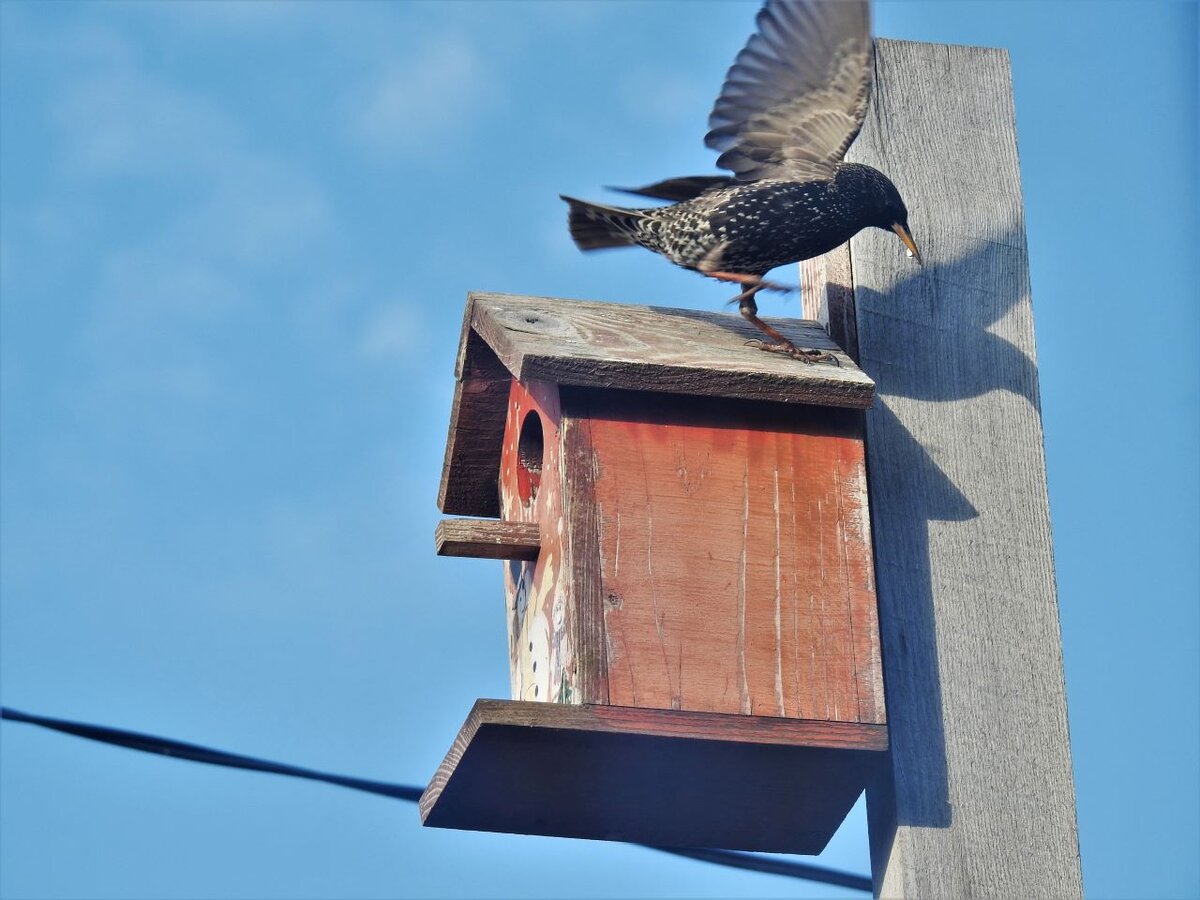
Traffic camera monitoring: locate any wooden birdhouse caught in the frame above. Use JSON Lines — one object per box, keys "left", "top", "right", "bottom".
{"left": 423, "top": 291, "right": 886, "bottom": 854}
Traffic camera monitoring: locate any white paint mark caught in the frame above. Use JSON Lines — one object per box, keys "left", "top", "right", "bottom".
{"left": 739, "top": 459, "right": 750, "bottom": 714}
{"left": 791, "top": 478, "right": 801, "bottom": 718}
{"left": 812, "top": 497, "right": 820, "bottom": 713}
{"left": 646, "top": 504, "right": 653, "bottom": 578}
{"left": 835, "top": 453, "right": 861, "bottom": 719}
{"left": 773, "top": 468, "right": 784, "bottom": 714}
{"left": 614, "top": 507, "right": 621, "bottom": 578}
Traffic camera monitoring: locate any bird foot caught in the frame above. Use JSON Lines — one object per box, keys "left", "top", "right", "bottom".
{"left": 755, "top": 278, "right": 795, "bottom": 295}
{"left": 746, "top": 340, "right": 841, "bottom": 366}
{"left": 703, "top": 270, "right": 796, "bottom": 301}
{"left": 722, "top": 282, "right": 797, "bottom": 306}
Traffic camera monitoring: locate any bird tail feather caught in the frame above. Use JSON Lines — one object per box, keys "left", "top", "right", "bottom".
{"left": 560, "top": 195, "right": 647, "bottom": 251}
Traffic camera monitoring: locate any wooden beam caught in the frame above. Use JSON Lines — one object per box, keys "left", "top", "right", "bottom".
{"left": 420, "top": 699, "right": 886, "bottom": 854}
{"left": 434, "top": 518, "right": 540, "bottom": 561}
{"left": 467, "top": 292, "right": 875, "bottom": 409}
{"left": 801, "top": 39, "right": 1083, "bottom": 897}
{"left": 437, "top": 310, "right": 511, "bottom": 518}
{"left": 800, "top": 243, "right": 857, "bottom": 360}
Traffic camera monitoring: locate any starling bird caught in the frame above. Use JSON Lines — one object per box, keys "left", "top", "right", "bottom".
{"left": 561, "top": 0, "right": 920, "bottom": 362}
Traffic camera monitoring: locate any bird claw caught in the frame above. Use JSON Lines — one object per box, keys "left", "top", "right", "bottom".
{"left": 745, "top": 339, "right": 841, "bottom": 366}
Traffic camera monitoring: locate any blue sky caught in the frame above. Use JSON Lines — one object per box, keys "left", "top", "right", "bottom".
{"left": 1, "top": 2, "right": 1196, "bottom": 898}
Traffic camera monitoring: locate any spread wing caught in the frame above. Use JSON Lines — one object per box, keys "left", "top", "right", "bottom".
{"left": 705, "top": 0, "right": 872, "bottom": 183}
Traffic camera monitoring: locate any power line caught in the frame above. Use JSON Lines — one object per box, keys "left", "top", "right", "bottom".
{"left": 645, "top": 846, "right": 872, "bottom": 892}
{"left": 1, "top": 706, "right": 421, "bottom": 802}
{"left": 1, "top": 705, "right": 871, "bottom": 893}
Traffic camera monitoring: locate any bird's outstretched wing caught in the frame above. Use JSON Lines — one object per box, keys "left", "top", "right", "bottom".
{"left": 705, "top": 0, "right": 871, "bottom": 183}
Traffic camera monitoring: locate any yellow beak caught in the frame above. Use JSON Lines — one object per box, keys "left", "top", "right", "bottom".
{"left": 892, "top": 223, "right": 922, "bottom": 264}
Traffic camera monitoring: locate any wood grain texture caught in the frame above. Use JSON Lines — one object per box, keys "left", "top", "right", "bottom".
{"left": 801, "top": 244, "right": 859, "bottom": 362}
{"left": 438, "top": 299, "right": 510, "bottom": 517}
{"left": 469, "top": 291, "right": 874, "bottom": 409}
{"left": 498, "top": 379, "right": 582, "bottom": 704}
{"left": 434, "top": 519, "right": 541, "bottom": 560}
{"left": 559, "top": 404, "right": 609, "bottom": 704}
{"left": 420, "top": 699, "right": 886, "bottom": 854}
{"left": 441, "top": 288, "right": 874, "bottom": 519}
{"left": 846, "top": 40, "right": 1082, "bottom": 897}
{"left": 565, "top": 388, "right": 884, "bottom": 725}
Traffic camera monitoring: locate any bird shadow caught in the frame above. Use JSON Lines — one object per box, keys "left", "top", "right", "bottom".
{"left": 667, "top": 229, "right": 1040, "bottom": 408}
{"left": 655, "top": 228, "right": 1041, "bottom": 409}
{"left": 851, "top": 227, "right": 1042, "bottom": 411}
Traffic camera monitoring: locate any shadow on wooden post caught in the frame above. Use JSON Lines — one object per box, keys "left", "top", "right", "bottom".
{"left": 804, "top": 38, "right": 1082, "bottom": 899}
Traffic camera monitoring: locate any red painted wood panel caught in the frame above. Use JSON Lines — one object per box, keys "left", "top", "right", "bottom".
{"left": 573, "top": 391, "right": 884, "bottom": 725}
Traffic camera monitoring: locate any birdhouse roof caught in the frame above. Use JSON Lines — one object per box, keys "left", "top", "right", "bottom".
{"left": 439, "top": 291, "right": 874, "bottom": 517}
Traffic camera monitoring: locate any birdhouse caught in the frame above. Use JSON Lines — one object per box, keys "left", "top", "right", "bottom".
{"left": 423, "top": 291, "right": 886, "bottom": 854}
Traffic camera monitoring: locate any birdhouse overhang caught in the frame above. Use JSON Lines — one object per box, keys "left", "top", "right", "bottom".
{"left": 439, "top": 291, "right": 873, "bottom": 518}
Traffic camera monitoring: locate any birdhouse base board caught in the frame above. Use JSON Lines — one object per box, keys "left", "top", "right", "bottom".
{"left": 419, "top": 699, "right": 886, "bottom": 854}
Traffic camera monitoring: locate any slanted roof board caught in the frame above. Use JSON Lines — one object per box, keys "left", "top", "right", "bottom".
{"left": 468, "top": 292, "right": 874, "bottom": 409}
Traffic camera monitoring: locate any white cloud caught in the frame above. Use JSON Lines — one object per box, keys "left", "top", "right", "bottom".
{"left": 126, "top": 0, "right": 303, "bottom": 32}
{"left": 18, "top": 21, "right": 336, "bottom": 410}
{"left": 359, "top": 303, "right": 428, "bottom": 364}
{"left": 619, "top": 65, "right": 712, "bottom": 128}
{"left": 45, "top": 19, "right": 330, "bottom": 243}
{"left": 187, "top": 163, "right": 330, "bottom": 267}
{"left": 52, "top": 56, "right": 236, "bottom": 180}
{"left": 350, "top": 35, "right": 494, "bottom": 157}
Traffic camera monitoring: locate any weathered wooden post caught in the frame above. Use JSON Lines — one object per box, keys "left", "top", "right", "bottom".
{"left": 802, "top": 40, "right": 1082, "bottom": 897}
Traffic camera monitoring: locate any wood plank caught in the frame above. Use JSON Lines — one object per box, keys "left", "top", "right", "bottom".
{"left": 420, "top": 699, "right": 886, "bottom": 854}
{"left": 565, "top": 387, "right": 884, "bottom": 725}
{"left": 801, "top": 243, "right": 859, "bottom": 362}
{"left": 559, "top": 403, "right": 609, "bottom": 704}
{"left": 469, "top": 291, "right": 874, "bottom": 409}
{"left": 434, "top": 519, "right": 540, "bottom": 560}
{"left": 498, "top": 379, "right": 582, "bottom": 704}
{"left": 438, "top": 311, "right": 511, "bottom": 517}
{"left": 845, "top": 40, "right": 1082, "bottom": 897}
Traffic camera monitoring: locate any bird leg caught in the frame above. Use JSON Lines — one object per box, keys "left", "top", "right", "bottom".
{"left": 703, "top": 270, "right": 795, "bottom": 296}
{"left": 708, "top": 274, "right": 838, "bottom": 366}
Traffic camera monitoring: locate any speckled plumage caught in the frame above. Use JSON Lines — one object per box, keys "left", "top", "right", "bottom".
{"left": 561, "top": 0, "right": 919, "bottom": 361}
{"left": 583, "top": 165, "right": 904, "bottom": 276}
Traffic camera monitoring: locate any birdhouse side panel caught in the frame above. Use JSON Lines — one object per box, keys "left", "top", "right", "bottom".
{"left": 499, "top": 379, "right": 580, "bottom": 704}
{"left": 566, "top": 389, "right": 884, "bottom": 725}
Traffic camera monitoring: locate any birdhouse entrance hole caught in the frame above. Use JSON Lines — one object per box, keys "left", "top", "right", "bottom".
{"left": 516, "top": 410, "right": 543, "bottom": 506}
